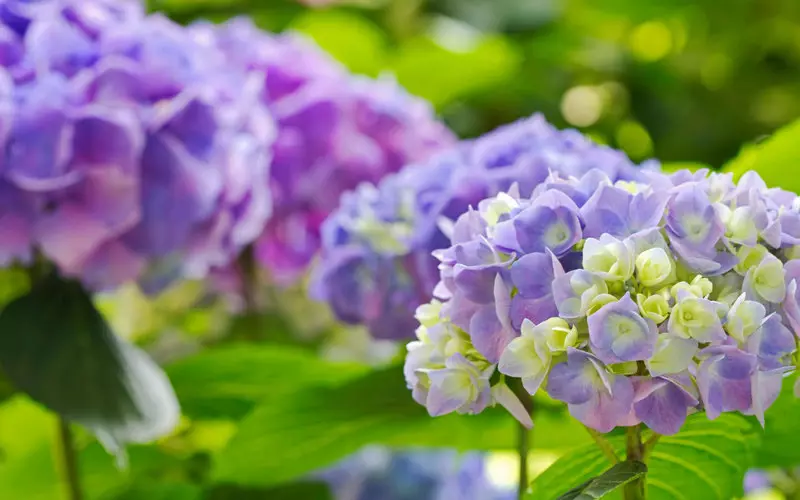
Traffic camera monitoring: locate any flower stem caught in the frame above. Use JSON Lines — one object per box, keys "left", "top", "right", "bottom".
{"left": 57, "top": 418, "right": 83, "bottom": 500}
{"left": 584, "top": 426, "right": 620, "bottom": 464}
{"left": 623, "top": 425, "right": 646, "bottom": 500}
{"left": 642, "top": 432, "right": 661, "bottom": 462}
{"left": 236, "top": 244, "right": 259, "bottom": 312}
{"left": 517, "top": 417, "right": 530, "bottom": 500}
{"left": 509, "top": 379, "right": 534, "bottom": 500}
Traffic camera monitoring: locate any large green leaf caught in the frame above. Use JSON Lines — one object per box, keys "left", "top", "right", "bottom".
{"left": 212, "top": 365, "right": 584, "bottom": 487}
{"left": 0, "top": 275, "right": 178, "bottom": 454}
{"left": 723, "top": 118, "right": 800, "bottom": 190}
{"left": 557, "top": 461, "right": 647, "bottom": 500}
{"left": 528, "top": 414, "right": 758, "bottom": 500}
{"left": 166, "top": 344, "right": 369, "bottom": 419}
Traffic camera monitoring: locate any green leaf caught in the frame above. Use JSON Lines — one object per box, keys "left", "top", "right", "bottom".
{"left": 529, "top": 414, "right": 758, "bottom": 500}
{"left": 166, "top": 344, "right": 369, "bottom": 419}
{"left": 556, "top": 461, "right": 647, "bottom": 500}
{"left": 753, "top": 373, "right": 800, "bottom": 467}
{"left": 723, "top": 118, "right": 800, "bottom": 190}
{"left": 212, "top": 365, "right": 582, "bottom": 487}
{"left": 103, "top": 482, "right": 202, "bottom": 500}
{"left": 289, "top": 11, "right": 387, "bottom": 77}
{"left": 390, "top": 34, "right": 522, "bottom": 108}
{"left": 211, "top": 366, "right": 425, "bottom": 486}
{"left": 206, "top": 482, "right": 332, "bottom": 500}
{"left": 0, "top": 275, "right": 179, "bottom": 454}
{"left": 0, "top": 396, "right": 185, "bottom": 500}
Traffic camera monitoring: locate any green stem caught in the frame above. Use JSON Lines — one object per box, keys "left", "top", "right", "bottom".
{"left": 642, "top": 432, "right": 661, "bottom": 462}
{"left": 584, "top": 426, "right": 620, "bottom": 464}
{"left": 517, "top": 416, "right": 530, "bottom": 500}
{"left": 236, "top": 244, "right": 259, "bottom": 313}
{"left": 623, "top": 425, "right": 646, "bottom": 500}
{"left": 509, "top": 379, "right": 534, "bottom": 500}
{"left": 58, "top": 418, "right": 83, "bottom": 500}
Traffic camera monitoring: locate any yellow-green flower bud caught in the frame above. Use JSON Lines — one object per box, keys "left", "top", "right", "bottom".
{"left": 636, "top": 293, "right": 670, "bottom": 324}
{"left": 635, "top": 247, "right": 675, "bottom": 288}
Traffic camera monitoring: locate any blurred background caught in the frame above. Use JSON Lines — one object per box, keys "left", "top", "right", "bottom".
{"left": 156, "top": 0, "right": 800, "bottom": 168}
{"left": 2, "top": 0, "right": 800, "bottom": 499}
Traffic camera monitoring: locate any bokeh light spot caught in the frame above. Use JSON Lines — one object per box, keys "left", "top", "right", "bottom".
{"left": 561, "top": 86, "right": 604, "bottom": 127}
{"left": 629, "top": 21, "right": 673, "bottom": 62}
{"left": 616, "top": 120, "right": 653, "bottom": 159}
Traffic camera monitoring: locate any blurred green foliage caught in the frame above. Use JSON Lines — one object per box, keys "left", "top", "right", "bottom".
{"left": 151, "top": 0, "right": 800, "bottom": 167}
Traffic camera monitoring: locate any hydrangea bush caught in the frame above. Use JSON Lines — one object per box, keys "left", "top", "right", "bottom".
{"left": 313, "top": 115, "right": 658, "bottom": 339}
{"left": 0, "top": 0, "right": 275, "bottom": 456}
{"left": 193, "top": 17, "right": 455, "bottom": 285}
{"left": 405, "top": 167, "right": 799, "bottom": 437}
{"left": 0, "top": 0, "right": 275, "bottom": 291}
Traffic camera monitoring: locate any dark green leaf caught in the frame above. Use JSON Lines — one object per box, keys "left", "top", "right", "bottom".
{"left": 205, "top": 482, "right": 332, "bottom": 500}
{"left": 166, "top": 344, "right": 369, "bottom": 419}
{"left": 754, "top": 373, "right": 800, "bottom": 467}
{"left": 212, "top": 365, "right": 581, "bottom": 487}
{"left": 529, "top": 414, "right": 758, "bottom": 500}
{"left": 105, "top": 482, "right": 201, "bottom": 500}
{"left": 557, "top": 461, "right": 647, "bottom": 500}
{"left": 0, "top": 275, "right": 179, "bottom": 453}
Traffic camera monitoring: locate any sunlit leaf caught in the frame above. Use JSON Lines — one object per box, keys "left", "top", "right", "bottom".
{"left": 289, "top": 10, "right": 387, "bottom": 76}
{"left": 723, "top": 118, "right": 800, "bottom": 191}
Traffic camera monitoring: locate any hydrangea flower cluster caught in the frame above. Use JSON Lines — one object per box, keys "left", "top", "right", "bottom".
{"left": 405, "top": 167, "right": 800, "bottom": 435}
{"left": 313, "top": 115, "right": 657, "bottom": 339}
{"left": 0, "top": 0, "right": 275, "bottom": 291}
{"left": 318, "top": 447, "right": 515, "bottom": 500}
{"left": 193, "top": 17, "right": 456, "bottom": 284}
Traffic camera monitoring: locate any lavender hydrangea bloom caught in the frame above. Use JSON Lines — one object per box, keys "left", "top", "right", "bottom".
{"left": 547, "top": 348, "right": 635, "bottom": 433}
{"left": 315, "top": 115, "right": 658, "bottom": 339}
{"left": 0, "top": 0, "right": 275, "bottom": 291}
{"left": 195, "top": 17, "right": 456, "bottom": 284}
{"left": 405, "top": 165, "right": 799, "bottom": 435}
{"left": 588, "top": 293, "right": 658, "bottom": 364}
{"left": 318, "top": 447, "right": 515, "bottom": 500}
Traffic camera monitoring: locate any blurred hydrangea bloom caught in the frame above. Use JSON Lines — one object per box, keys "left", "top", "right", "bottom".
{"left": 0, "top": 0, "right": 275, "bottom": 291}
{"left": 313, "top": 115, "right": 657, "bottom": 339}
{"left": 193, "top": 17, "right": 456, "bottom": 284}
{"left": 405, "top": 166, "right": 800, "bottom": 434}
{"left": 318, "top": 447, "right": 515, "bottom": 500}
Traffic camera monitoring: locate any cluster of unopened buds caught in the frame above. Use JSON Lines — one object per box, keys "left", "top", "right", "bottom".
{"left": 405, "top": 168, "right": 800, "bottom": 434}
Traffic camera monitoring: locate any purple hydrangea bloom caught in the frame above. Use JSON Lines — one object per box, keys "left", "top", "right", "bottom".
{"left": 314, "top": 115, "right": 658, "bottom": 339}
{"left": 194, "top": 17, "right": 456, "bottom": 284}
{"left": 0, "top": 0, "right": 275, "bottom": 291}
{"left": 405, "top": 163, "right": 799, "bottom": 435}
